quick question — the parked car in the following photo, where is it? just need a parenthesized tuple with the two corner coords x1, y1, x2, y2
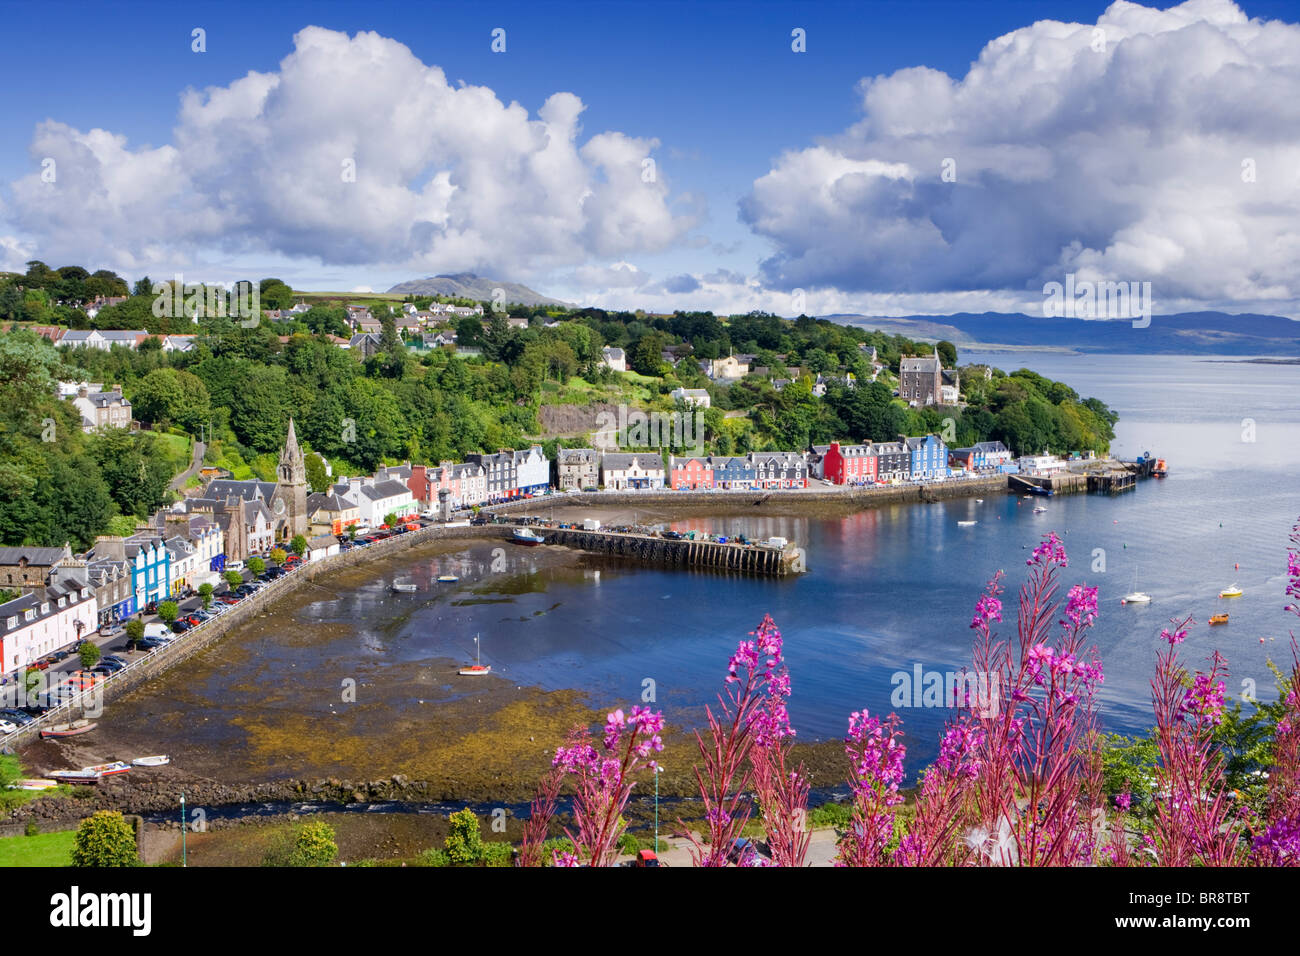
(135, 638, 165, 651)
(27, 658, 50, 671)
(171, 620, 192, 633)
(102, 655, 129, 668)
(18, 704, 50, 718)
(0, 708, 35, 726)
(632, 849, 661, 868)
(94, 659, 126, 673)
(0, 719, 18, 735)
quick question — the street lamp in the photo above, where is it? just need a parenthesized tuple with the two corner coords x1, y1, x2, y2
(654, 764, 665, 854)
(180, 792, 187, 867)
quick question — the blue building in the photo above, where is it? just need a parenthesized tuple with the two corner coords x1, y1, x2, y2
(902, 434, 949, 481)
(88, 536, 170, 610)
(708, 456, 757, 489)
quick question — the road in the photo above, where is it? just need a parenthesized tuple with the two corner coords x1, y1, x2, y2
(168, 439, 207, 492)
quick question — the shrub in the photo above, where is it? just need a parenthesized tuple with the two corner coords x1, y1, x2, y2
(224, 570, 244, 589)
(71, 811, 139, 867)
(444, 808, 484, 866)
(420, 848, 450, 867)
(157, 601, 179, 624)
(263, 821, 338, 867)
(198, 583, 214, 609)
(25, 820, 40, 837)
(247, 557, 265, 576)
(480, 842, 513, 867)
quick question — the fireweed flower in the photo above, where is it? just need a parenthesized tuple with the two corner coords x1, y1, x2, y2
(1027, 532, 1068, 568)
(1115, 792, 1132, 812)
(1063, 584, 1099, 629)
(1179, 673, 1227, 727)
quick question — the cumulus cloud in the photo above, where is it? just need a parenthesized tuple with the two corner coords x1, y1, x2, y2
(739, 0, 1300, 315)
(4, 27, 692, 278)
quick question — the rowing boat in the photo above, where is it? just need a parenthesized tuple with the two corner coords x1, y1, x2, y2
(39, 719, 97, 739)
(131, 755, 170, 767)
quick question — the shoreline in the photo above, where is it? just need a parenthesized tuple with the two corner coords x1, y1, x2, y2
(10, 474, 1013, 823)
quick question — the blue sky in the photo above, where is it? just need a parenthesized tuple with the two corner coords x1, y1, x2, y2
(2, 0, 1298, 316)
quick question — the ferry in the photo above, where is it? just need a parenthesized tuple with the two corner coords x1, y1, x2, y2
(1219, 584, 1243, 599)
(512, 528, 545, 546)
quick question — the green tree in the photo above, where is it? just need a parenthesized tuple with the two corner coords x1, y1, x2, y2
(247, 556, 265, 576)
(78, 641, 101, 669)
(157, 601, 179, 624)
(305, 452, 330, 493)
(936, 340, 958, 367)
(270, 547, 288, 566)
(198, 582, 214, 609)
(290, 534, 308, 557)
(444, 808, 484, 866)
(125, 619, 144, 647)
(71, 811, 139, 867)
(224, 570, 244, 589)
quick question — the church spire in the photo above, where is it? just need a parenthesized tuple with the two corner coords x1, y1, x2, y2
(284, 417, 301, 461)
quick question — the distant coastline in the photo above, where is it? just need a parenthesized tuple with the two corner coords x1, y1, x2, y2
(1202, 357, 1300, 365)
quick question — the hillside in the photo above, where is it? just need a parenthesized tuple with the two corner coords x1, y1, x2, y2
(386, 273, 566, 307)
(824, 311, 1300, 356)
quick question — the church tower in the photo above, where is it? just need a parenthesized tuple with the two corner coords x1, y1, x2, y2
(272, 418, 309, 539)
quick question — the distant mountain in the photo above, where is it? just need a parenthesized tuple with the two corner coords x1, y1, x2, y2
(822, 311, 1300, 356)
(386, 273, 565, 307)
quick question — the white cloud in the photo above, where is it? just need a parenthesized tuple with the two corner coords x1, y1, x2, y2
(739, 0, 1300, 316)
(4, 27, 692, 280)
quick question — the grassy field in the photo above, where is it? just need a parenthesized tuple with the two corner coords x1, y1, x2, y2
(0, 829, 76, 867)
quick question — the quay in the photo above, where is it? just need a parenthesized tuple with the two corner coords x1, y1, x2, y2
(541, 527, 803, 577)
(1009, 454, 1162, 496)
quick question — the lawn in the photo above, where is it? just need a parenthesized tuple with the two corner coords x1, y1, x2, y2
(0, 829, 76, 867)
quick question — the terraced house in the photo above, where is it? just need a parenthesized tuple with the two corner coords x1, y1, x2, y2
(85, 535, 171, 608)
(903, 434, 949, 481)
(0, 583, 98, 678)
(750, 451, 809, 489)
(668, 455, 714, 490)
(600, 453, 665, 490)
(811, 442, 878, 485)
(555, 448, 600, 491)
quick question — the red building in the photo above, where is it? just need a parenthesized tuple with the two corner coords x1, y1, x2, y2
(669, 456, 714, 490)
(821, 442, 878, 485)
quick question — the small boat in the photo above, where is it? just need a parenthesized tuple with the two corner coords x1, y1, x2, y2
(1033, 506, 1048, 514)
(40, 719, 97, 739)
(48, 770, 101, 785)
(436, 574, 459, 583)
(1121, 592, 1151, 605)
(390, 583, 418, 593)
(81, 761, 131, 777)
(12, 779, 58, 790)
(512, 527, 545, 546)
(1209, 613, 1229, 626)
(975, 498, 984, 503)
(1028, 486, 1054, 497)
(1219, 584, 1243, 598)
(957, 520, 977, 527)
(459, 634, 491, 676)
(131, 755, 170, 767)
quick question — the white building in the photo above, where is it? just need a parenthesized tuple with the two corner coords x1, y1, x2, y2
(0, 583, 98, 677)
(513, 446, 550, 496)
(600, 453, 665, 490)
(336, 477, 418, 527)
(601, 346, 627, 373)
(670, 387, 711, 409)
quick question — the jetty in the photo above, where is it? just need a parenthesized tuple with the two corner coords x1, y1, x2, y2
(542, 527, 804, 577)
(1010, 454, 1162, 497)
